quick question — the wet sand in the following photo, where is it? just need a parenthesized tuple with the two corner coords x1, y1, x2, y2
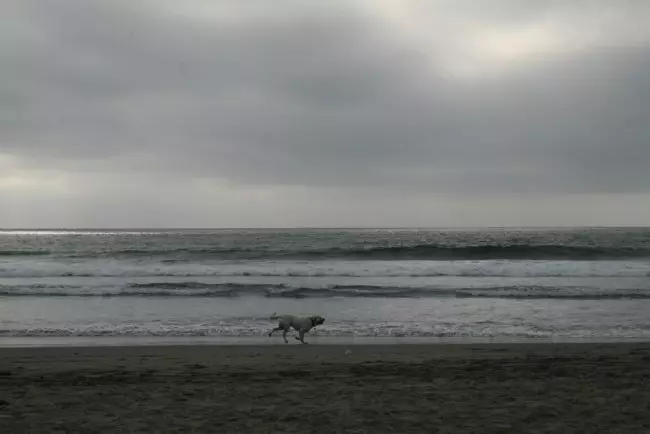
(1, 343, 650, 433)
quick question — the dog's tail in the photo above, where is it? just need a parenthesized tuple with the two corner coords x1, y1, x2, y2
(269, 312, 281, 320)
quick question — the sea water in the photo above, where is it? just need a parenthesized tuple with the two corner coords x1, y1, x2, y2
(2, 228, 650, 345)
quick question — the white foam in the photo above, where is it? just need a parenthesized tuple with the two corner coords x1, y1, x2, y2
(2, 259, 650, 278)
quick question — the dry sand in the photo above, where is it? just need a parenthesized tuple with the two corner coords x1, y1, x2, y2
(1, 342, 650, 433)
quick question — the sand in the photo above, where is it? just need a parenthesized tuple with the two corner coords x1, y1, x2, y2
(1, 342, 650, 433)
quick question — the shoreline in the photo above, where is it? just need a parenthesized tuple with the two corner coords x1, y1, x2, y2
(3, 335, 650, 348)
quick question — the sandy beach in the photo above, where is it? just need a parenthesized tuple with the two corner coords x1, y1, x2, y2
(1, 342, 650, 433)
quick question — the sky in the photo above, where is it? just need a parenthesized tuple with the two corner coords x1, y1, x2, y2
(2, 0, 650, 228)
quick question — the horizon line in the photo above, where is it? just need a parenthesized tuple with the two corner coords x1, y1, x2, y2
(1, 225, 649, 231)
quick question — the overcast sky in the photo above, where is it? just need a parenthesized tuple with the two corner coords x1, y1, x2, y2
(2, 0, 650, 228)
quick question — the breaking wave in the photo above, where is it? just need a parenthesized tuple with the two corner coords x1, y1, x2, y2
(3, 258, 650, 279)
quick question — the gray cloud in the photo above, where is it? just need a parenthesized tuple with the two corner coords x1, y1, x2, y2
(2, 0, 650, 226)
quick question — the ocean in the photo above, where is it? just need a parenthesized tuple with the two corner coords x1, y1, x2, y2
(2, 227, 650, 345)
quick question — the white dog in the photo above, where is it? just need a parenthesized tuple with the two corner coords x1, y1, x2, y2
(268, 313, 325, 344)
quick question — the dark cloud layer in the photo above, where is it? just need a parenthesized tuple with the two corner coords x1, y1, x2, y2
(2, 0, 650, 226)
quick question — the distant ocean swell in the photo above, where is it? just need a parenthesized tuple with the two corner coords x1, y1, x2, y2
(2, 244, 650, 260)
(1, 283, 649, 299)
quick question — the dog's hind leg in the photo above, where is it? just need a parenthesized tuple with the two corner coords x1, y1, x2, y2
(294, 330, 308, 344)
(268, 327, 283, 337)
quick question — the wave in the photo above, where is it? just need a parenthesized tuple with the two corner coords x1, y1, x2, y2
(0, 250, 51, 256)
(3, 267, 650, 279)
(3, 244, 650, 260)
(1, 283, 649, 299)
(315, 245, 650, 260)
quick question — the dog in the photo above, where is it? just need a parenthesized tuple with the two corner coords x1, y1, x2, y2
(268, 313, 325, 344)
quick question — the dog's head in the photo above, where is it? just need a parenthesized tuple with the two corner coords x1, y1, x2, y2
(310, 316, 325, 327)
